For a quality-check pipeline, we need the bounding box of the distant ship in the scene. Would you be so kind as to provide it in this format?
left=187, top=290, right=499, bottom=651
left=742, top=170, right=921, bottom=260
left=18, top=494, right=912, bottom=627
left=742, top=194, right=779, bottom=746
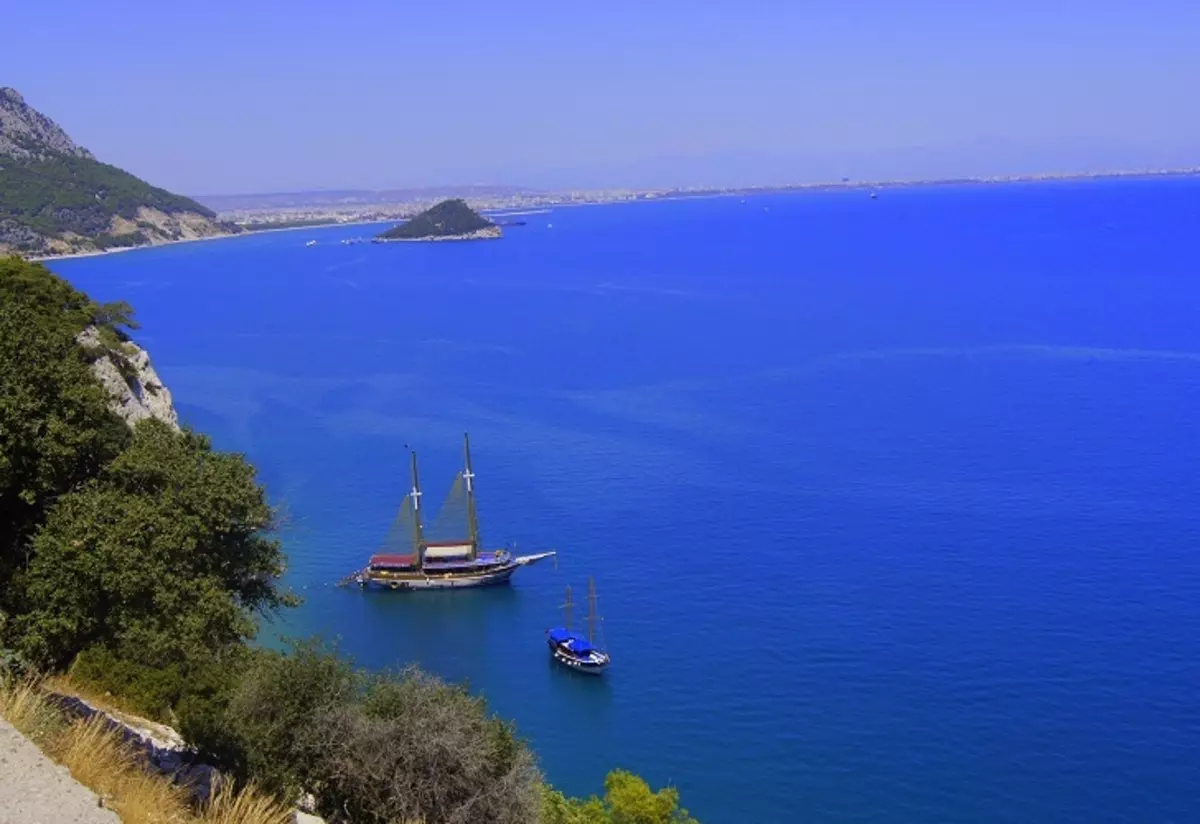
left=547, top=578, right=611, bottom=675
left=870, top=191, right=878, bottom=200
left=352, top=434, right=555, bottom=590
left=305, top=239, right=317, bottom=246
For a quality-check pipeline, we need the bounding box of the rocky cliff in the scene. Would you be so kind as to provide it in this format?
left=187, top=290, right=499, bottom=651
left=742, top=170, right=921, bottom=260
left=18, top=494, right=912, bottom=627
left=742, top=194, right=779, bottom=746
left=0, top=88, right=93, bottom=160
left=0, top=88, right=236, bottom=257
left=77, top=327, right=180, bottom=431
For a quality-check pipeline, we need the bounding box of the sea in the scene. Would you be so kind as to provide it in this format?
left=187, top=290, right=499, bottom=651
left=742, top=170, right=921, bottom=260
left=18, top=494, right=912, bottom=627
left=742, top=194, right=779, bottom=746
left=51, top=177, right=1200, bottom=824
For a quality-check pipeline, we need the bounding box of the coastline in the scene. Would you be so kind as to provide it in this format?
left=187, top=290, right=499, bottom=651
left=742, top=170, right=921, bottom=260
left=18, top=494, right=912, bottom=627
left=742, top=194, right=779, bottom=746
left=22, top=168, right=1200, bottom=262
left=26, top=220, right=390, bottom=263
left=27, top=229, right=240, bottom=263
left=375, top=226, right=503, bottom=243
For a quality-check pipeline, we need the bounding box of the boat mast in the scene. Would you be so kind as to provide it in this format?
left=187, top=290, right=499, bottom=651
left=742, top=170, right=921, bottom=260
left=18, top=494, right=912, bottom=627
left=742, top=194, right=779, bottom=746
left=563, top=585, right=574, bottom=630
left=587, top=577, right=598, bottom=644
left=463, top=432, right=480, bottom=559
left=410, top=451, right=425, bottom=565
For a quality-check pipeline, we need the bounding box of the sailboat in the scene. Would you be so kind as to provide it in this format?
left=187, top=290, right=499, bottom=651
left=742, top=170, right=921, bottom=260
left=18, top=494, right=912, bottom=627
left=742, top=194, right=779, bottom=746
left=355, top=433, right=555, bottom=590
left=547, top=578, right=611, bottom=674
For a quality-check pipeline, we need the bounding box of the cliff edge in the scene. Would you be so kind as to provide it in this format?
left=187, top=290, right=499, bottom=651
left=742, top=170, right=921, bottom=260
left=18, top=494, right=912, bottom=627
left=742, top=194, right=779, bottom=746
left=77, top=326, right=180, bottom=431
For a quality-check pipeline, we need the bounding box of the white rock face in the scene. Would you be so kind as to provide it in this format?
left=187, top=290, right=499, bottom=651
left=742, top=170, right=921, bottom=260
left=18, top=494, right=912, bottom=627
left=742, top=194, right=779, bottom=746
left=76, top=327, right=180, bottom=431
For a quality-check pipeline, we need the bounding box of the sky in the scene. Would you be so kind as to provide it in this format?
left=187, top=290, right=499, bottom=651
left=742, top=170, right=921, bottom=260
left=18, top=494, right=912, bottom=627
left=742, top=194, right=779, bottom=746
left=5, top=1, right=1200, bottom=195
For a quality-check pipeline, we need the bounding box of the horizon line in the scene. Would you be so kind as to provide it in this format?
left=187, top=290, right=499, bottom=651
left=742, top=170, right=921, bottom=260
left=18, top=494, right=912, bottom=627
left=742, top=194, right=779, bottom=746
left=190, top=166, right=1200, bottom=201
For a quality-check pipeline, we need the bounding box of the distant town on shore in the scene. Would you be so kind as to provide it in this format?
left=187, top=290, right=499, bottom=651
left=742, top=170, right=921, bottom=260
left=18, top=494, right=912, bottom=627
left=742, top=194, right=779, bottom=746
left=205, top=166, right=1200, bottom=232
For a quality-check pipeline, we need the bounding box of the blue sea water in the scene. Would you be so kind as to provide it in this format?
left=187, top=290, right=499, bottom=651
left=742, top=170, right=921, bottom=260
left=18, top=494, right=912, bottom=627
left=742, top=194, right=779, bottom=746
left=52, top=178, right=1200, bottom=823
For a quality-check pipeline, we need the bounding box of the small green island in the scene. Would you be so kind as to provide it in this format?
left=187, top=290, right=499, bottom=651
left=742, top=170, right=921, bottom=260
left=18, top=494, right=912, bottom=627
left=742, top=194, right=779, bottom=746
left=377, top=198, right=502, bottom=242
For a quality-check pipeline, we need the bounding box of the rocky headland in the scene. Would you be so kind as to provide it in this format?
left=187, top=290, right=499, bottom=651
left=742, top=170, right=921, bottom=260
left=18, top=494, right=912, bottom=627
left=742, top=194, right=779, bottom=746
left=0, top=88, right=236, bottom=258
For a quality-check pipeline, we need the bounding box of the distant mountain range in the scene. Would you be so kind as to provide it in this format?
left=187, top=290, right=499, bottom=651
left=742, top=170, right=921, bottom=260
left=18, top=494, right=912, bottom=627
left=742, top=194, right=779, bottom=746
left=0, top=88, right=234, bottom=257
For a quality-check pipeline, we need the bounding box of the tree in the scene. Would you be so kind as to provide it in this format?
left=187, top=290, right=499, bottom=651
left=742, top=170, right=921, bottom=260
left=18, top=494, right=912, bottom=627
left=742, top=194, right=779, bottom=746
left=92, top=299, right=140, bottom=333
left=0, top=259, right=129, bottom=614
left=542, top=770, right=699, bottom=824
left=15, top=418, right=289, bottom=670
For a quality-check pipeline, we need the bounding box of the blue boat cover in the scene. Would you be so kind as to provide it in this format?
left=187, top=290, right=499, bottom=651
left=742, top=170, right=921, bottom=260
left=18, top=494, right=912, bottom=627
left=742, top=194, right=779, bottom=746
left=548, top=627, right=595, bottom=655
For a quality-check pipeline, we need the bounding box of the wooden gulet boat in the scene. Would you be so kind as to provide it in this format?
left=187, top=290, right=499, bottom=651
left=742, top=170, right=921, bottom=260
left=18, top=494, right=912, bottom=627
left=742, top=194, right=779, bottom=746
left=547, top=578, right=611, bottom=674
left=353, top=433, right=555, bottom=591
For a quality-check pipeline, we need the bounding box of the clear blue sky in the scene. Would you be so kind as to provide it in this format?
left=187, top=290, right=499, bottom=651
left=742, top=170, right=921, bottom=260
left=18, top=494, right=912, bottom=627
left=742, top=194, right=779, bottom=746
left=5, top=1, right=1199, bottom=194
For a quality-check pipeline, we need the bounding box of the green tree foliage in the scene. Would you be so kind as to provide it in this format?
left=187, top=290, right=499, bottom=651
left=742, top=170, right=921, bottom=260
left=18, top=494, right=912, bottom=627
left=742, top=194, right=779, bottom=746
left=0, top=258, right=129, bottom=607
left=0, top=255, right=98, bottom=333
left=91, top=300, right=140, bottom=332
left=16, top=419, right=289, bottom=670
left=542, top=771, right=699, bottom=824
left=0, top=152, right=217, bottom=250
left=219, top=641, right=359, bottom=795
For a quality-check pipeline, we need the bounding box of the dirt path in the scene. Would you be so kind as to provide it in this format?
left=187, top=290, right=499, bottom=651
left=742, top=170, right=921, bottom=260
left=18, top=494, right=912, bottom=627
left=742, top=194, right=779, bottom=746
left=0, top=718, right=118, bottom=824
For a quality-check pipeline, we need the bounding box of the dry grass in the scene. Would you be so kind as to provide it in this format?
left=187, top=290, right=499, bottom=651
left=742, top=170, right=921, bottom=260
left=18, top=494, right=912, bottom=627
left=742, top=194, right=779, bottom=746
left=200, top=780, right=293, bottom=824
left=0, top=673, right=61, bottom=742
left=1, top=675, right=295, bottom=824
left=50, top=715, right=191, bottom=823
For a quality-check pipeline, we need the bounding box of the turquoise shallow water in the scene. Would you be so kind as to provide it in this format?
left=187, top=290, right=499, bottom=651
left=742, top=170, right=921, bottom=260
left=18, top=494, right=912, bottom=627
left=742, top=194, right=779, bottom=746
left=52, top=178, right=1200, bottom=823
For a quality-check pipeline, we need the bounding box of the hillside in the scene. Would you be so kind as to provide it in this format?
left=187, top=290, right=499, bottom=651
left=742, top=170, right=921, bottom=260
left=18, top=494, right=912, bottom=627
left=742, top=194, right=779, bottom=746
left=377, top=198, right=501, bottom=241
left=0, top=88, right=235, bottom=256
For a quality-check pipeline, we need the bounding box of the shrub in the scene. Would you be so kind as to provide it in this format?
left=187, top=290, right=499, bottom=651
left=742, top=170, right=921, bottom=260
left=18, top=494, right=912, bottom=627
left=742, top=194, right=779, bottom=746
left=541, top=770, right=699, bottom=824
left=223, top=643, right=542, bottom=823
left=222, top=641, right=360, bottom=797
left=298, top=667, right=541, bottom=824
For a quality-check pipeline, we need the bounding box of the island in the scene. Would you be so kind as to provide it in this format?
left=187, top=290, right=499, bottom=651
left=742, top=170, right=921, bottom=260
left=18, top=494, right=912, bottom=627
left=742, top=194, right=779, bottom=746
left=375, top=198, right=502, bottom=242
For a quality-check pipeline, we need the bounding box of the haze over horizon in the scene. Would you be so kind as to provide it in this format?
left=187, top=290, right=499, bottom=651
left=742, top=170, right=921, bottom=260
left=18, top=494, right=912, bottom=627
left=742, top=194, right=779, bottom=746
left=6, top=1, right=1200, bottom=195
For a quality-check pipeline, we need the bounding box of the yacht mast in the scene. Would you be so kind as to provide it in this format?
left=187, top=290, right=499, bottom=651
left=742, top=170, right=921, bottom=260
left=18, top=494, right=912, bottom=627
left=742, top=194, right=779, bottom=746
left=587, top=577, right=598, bottom=644
left=410, top=451, right=425, bottom=565
left=563, top=585, right=574, bottom=631
left=463, top=432, right=480, bottom=559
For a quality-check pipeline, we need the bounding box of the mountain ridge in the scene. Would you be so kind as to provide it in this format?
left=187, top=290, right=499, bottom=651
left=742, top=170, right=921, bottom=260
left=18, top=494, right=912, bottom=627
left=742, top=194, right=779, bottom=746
left=0, top=88, right=235, bottom=257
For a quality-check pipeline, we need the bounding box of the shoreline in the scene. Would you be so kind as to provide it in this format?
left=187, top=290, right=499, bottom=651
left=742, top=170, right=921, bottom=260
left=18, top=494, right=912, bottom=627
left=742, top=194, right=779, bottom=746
left=374, top=226, right=503, bottom=243
left=28, top=229, right=242, bottom=263
left=26, top=219, right=392, bottom=263
left=23, top=168, right=1200, bottom=262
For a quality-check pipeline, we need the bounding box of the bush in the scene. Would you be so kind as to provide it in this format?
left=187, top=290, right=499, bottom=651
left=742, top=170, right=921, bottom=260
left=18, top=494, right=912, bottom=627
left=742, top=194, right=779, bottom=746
left=299, top=667, right=541, bottom=824
left=221, top=641, right=359, bottom=797
left=69, top=644, right=250, bottom=737
left=541, top=770, right=699, bottom=824
left=223, top=643, right=541, bottom=823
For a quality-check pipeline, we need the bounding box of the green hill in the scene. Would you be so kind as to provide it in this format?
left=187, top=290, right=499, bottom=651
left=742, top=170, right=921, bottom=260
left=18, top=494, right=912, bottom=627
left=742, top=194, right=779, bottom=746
left=378, top=198, right=500, bottom=240
left=0, top=88, right=234, bottom=256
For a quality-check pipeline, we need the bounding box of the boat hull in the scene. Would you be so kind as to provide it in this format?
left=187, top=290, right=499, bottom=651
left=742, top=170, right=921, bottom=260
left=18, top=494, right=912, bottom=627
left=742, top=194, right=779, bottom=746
left=361, top=562, right=518, bottom=591
left=547, top=640, right=610, bottom=675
